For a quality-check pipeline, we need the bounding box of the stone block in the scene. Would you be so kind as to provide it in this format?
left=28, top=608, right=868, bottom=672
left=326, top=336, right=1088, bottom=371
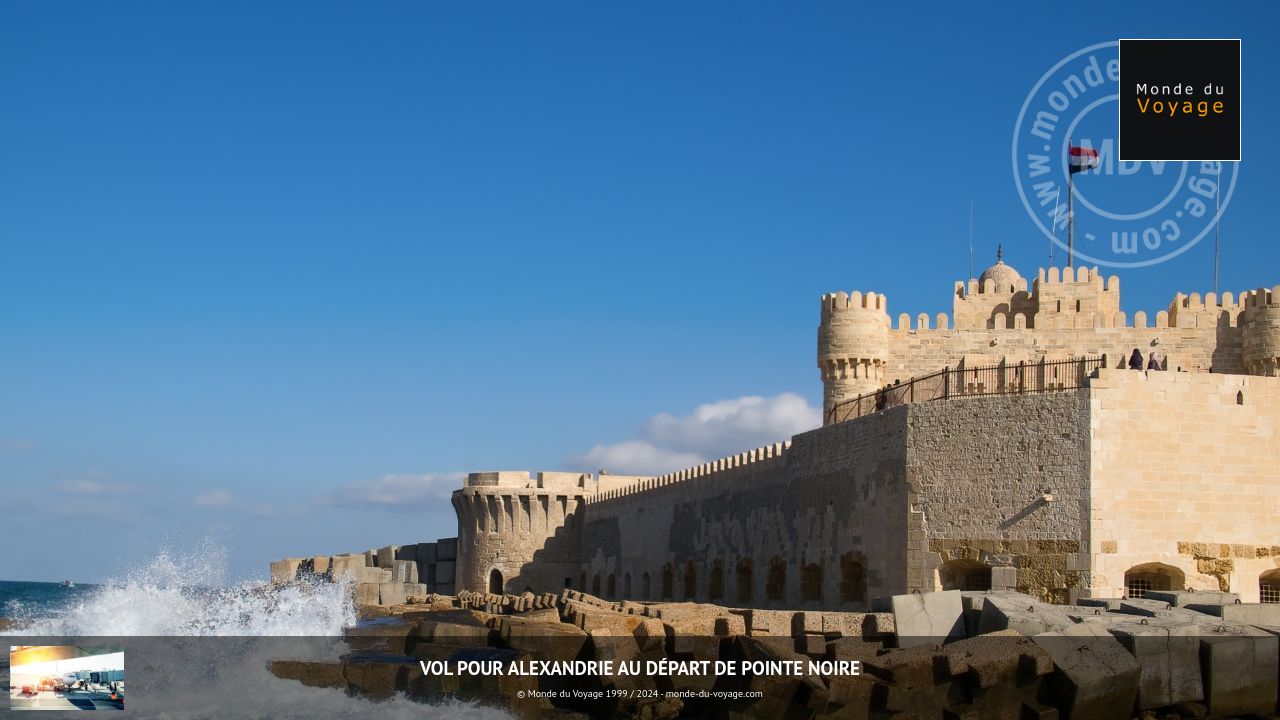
left=1107, top=621, right=1203, bottom=710
left=889, top=590, right=964, bottom=648
left=355, top=582, right=379, bottom=606
left=1212, top=603, right=1280, bottom=626
left=978, top=594, right=1075, bottom=636
left=310, top=556, right=331, bottom=575
left=417, top=543, right=437, bottom=564
left=378, top=581, right=407, bottom=607
left=435, top=560, right=456, bottom=584
left=358, top=566, right=386, bottom=584
left=1031, top=632, right=1141, bottom=720
left=270, top=559, right=300, bottom=583
left=392, top=559, right=418, bottom=584
left=634, top=618, right=665, bottom=652
left=1199, top=630, right=1279, bottom=717
left=436, top=537, right=458, bottom=561
left=743, top=609, right=795, bottom=637
left=344, top=620, right=420, bottom=655
left=376, top=545, right=399, bottom=569
left=421, top=620, right=498, bottom=647
left=1143, top=590, right=1238, bottom=609
left=394, top=544, right=418, bottom=562
left=500, top=617, right=588, bottom=662
left=330, top=555, right=364, bottom=582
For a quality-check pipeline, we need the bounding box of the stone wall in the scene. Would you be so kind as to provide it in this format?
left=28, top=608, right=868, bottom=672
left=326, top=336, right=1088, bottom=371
left=1087, top=369, right=1280, bottom=601
left=578, top=411, right=910, bottom=610
left=904, top=392, right=1092, bottom=602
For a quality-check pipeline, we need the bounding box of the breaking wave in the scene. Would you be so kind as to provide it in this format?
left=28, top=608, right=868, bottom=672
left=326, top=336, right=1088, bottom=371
left=2, top=544, right=512, bottom=719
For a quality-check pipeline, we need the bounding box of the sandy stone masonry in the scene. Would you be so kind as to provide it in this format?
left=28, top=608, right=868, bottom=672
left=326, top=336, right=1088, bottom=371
left=315, top=261, right=1280, bottom=613
left=819, top=260, right=1280, bottom=419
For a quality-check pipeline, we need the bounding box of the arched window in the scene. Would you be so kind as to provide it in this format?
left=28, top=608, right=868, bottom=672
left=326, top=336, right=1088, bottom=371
left=1237, top=390, right=1245, bottom=405
left=683, top=561, right=697, bottom=600
left=606, top=574, right=616, bottom=598
left=1261, top=569, right=1280, bottom=604
left=661, top=564, right=673, bottom=600
left=624, top=572, right=632, bottom=598
left=939, top=559, right=992, bottom=591
left=1123, top=562, right=1185, bottom=598
left=591, top=573, right=601, bottom=597
left=801, top=562, right=823, bottom=603
left=709, top=560, right=724, bottom=601
left=840, top=552, right=867, bottom=605
left=488, top=568, right=504, bottom=595
left=766, top=556, right=786, bottom=603
left=641, top=572, right=651, bottom=600
left=735, top=558, right=754, bottom=604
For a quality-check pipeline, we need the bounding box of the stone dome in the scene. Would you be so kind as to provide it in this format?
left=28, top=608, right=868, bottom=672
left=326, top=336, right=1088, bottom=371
left=978, top=246, right=1022, bottom=289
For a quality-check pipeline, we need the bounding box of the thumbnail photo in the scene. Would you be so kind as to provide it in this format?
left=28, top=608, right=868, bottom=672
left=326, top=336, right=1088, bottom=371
left=8, top=646, right=123, bottom=711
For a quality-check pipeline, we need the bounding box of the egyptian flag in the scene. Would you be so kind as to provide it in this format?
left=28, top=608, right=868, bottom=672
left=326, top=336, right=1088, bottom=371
left=1069, top=145, right=1099, bottom=174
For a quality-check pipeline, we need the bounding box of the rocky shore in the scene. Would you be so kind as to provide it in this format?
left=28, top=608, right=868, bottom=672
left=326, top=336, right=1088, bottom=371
left=266, top=586, right=1280, bottom=719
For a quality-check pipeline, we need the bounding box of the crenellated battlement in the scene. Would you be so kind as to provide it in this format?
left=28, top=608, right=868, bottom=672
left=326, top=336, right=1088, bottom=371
left=581, top=440, right=792, bottom=506
left=819, top=255, right=1280, bottom=424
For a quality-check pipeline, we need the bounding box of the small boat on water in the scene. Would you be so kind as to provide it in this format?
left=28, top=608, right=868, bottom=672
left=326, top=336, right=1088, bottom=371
left=61, top=580, right=74, bottom=588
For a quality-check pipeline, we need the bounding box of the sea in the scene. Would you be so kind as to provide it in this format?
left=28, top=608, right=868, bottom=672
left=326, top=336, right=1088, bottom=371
left=0, top=549, right=510, bottom=719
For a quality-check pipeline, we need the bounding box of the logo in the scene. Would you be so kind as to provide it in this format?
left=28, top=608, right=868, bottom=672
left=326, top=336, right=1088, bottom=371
left=1012, top=41, right=1238, bottom=268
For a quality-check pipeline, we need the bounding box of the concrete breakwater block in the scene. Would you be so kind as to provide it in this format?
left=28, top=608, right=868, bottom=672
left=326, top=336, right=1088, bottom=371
left=883, top=590, right=964, bottom=648
left=392, top=559, right=418, bottom=584
left=1107, top=620, right=1203, bottom=710
left=1142, top=589, right=1238, bottom=609
left=1198, top=629, right=1279, bottom=717
left=1032, top=632, right=1140, bottom=720
left=977, top=593, right=1076, bottom=636
left=1204, top=602, right=1280, bottom=626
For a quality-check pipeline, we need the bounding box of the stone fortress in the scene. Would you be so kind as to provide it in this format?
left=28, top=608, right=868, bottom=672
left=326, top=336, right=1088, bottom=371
left=278, top=257, right=1280, bottom=613
left=445, top=255, right=1280, bottom=610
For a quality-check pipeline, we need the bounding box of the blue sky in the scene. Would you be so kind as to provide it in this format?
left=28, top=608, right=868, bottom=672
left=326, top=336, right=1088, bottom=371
left=2, top=1, right=1276, bottom=583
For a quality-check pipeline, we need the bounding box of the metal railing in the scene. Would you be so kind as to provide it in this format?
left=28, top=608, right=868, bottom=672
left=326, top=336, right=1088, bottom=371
left=826, top=355, right=1107, bottom=425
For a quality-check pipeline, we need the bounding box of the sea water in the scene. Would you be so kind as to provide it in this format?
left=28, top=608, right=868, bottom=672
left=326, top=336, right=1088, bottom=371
left=1, top=547, right=511, bottom=719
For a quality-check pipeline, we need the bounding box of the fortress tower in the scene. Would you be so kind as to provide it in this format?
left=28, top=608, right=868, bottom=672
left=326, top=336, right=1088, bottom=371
left=816, top=290, right=890, bottom=419
left=818, top=251, right=1280, bottom=424
left=451, top=470, right=647, bottom=595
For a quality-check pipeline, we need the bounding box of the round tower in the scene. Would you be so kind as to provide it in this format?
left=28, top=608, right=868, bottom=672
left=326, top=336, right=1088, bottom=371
left=817, top=290, right=891, bottom=423
left=1242, top=286, right=1280, bottom=376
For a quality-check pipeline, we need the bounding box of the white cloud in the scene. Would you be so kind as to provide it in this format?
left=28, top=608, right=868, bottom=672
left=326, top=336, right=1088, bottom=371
left=569, top=441, right=705, bottom=477
left=194, top=490, right=233, bottom=507
left=327, top=472, right=465, bottom=510
left=565, top=393, right=821, bottom=476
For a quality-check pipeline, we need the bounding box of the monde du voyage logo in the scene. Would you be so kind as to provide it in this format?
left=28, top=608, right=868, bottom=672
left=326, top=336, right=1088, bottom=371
left=1012, top=41, right=1240, bottom=268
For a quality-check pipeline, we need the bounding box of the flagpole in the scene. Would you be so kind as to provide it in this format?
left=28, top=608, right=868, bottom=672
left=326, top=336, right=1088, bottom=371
left=1050, top=187, right=1060, bottom=267
left=1067, top=137, right=1074, bottom=269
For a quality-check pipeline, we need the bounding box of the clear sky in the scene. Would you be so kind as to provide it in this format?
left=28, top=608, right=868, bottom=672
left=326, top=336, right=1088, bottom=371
left=2, top=2, right=1276, bottom=583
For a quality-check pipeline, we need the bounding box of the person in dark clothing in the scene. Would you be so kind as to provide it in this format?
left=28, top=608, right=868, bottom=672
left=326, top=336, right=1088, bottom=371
left=1129, top=348, right=1144, bottom=369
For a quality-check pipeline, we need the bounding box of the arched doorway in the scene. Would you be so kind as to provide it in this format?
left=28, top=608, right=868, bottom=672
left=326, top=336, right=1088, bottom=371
left=709, top=560, right=724, bottom=601
left=735, top=558, right=754, bottom=604
left=642, top=572, right=652, bottom=600
left=606, top=574, right=616, bottom=598
left=624, top=572, right=632, bottom=598
left=592, top=573, right=601, bottom=597
left=1123, top=562, right=1184, bottom=598
left=488, top=568, right=504, bottom=595
left=840, top=552, right=867, bottom=605
left=683, top=561, right=697, bottom=600
left=801, top=562, right=823, bottom=603
left=939, top=559, right=992, bottom=591
left=766, top=556, right=786, bottom=603
left=661, top=564, right=674, bottom=600
left=1261, top=569, right=1280, bottom=604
